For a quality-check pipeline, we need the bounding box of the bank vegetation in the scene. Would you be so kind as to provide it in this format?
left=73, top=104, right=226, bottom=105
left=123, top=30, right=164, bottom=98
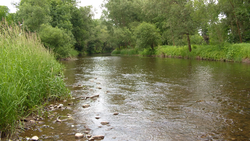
left=0, top=23, right=69, bottom=137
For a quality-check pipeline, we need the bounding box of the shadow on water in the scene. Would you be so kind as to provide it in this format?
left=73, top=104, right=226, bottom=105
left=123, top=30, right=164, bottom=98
left=20, top=55, right=250, bottom=140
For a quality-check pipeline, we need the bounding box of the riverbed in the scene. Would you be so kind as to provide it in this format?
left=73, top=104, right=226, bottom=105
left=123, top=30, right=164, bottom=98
left=20, top=55, right=250, bottom=140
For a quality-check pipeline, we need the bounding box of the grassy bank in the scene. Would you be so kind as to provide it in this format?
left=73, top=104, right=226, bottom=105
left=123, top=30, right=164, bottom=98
left=0, top=23, right=69, bottom=136
left=111, top=48, right=139, bottom=56
left=112, top=43, right=250, bottom=63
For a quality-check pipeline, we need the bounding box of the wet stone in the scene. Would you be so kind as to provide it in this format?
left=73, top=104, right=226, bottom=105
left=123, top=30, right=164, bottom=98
left=84, top=131, right=89, bottom=134
left=31, top=136, right=39, bottom=141
left=29, top=120, right=36, bottom=124
left=38, top=121, right=45, bottom=124
left=58, top=104, right=63, bottom=108
left=86, top=134, right=92, bottom=138
left=113, top=112, right=119, bottom=115
left=75, top=133, right=84, bottom=139
left=101, top=121, right=109, bottom=125
left=90, top=95, right=99, bottom=99
left=89, top=135, right=105, bottom=140
left=82, top=104, right=90, bottom=108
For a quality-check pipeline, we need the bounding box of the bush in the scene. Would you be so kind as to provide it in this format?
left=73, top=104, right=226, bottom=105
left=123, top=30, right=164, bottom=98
left=134, top=22, right=161, bottom=50
left=0, top=23, right=69, bottom=135
left=139, top=48, right=155, bottom=56
left=39, top=24, right=76, bottom=59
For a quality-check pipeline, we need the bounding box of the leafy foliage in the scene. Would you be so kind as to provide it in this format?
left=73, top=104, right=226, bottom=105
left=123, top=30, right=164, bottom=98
left=134, top=22, right=161, bottom=50
left=39, top=24, right=75, bottom=58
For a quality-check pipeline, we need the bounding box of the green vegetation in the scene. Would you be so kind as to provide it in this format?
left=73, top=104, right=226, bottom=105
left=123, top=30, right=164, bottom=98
left=112, top=43, right=250, bottom=62
left=105, top=0, right=250, bottom=62
left=0, top=23, right=69, bottom=135
left=156, top=43, right=250, bottom=62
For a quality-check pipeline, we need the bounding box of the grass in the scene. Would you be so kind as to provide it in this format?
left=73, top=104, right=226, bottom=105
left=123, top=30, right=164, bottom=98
left=111, top=48, right=138, bottom=55
left=0, top=23, right=70, bottom=137
left=155, top=43, right=250, bottom=62
left=112, top=43, right=250, bottom=62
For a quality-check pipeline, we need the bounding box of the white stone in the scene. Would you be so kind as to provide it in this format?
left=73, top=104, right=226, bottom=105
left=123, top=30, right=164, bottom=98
left=31, top=136, right=39, bottom=141
left=58, top=104, right=63, bottom=108
left=75, top=133, right=84, bottom=139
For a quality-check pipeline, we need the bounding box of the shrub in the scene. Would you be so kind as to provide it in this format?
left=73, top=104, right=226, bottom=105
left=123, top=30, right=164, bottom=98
left=39, top=24, right=76, bottom=59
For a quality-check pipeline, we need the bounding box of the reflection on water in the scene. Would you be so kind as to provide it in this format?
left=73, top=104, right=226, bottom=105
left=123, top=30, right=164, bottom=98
left=21, top=55, right=250, bottom=140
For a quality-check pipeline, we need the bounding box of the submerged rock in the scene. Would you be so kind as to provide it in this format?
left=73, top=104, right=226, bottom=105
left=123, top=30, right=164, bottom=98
left=113, top=112, right=119, bottom=115
left=82, top=104, right=90, bottom=108
left=101, top=121, right=109, bottom=125
left=90, top=95, right=99, bottom=99
left=75, top=133, right=84, bottom=139
left=89, top=135, right=105, bottom=140
left=86, top=134, right=92, bottom=138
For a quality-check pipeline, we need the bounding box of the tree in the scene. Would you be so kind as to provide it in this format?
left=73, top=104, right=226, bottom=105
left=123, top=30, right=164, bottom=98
left=71, top=6, right=93, bottom=52
left=134, top=22, right=161, bottom=50
left=218, top=0, right=250, bottom=43
left=17, top=0, right=51, bottom=32
left=103, top=0, right=142, bottom=27
left=0, top=6, right=9, bottom=21
left=39, top=24, right=75, bottom=58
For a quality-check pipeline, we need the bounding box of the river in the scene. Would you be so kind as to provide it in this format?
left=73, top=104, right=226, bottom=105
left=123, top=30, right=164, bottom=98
left=20, top=55, right=250, bottom=140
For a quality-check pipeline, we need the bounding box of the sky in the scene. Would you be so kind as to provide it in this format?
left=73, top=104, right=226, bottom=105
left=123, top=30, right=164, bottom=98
left=0, top=0, right=104, bottom=19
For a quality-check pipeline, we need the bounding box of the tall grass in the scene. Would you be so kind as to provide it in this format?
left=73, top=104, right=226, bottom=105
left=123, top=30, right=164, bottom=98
left=0, top=23, right=69, bottom=135
left=156, top=43, right=250, bottom=62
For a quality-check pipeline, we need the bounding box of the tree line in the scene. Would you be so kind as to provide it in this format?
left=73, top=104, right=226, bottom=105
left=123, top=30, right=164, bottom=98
left=101, top=0, right=250, bottom=53
left=1, top=0, right=250, bottom=58
left=0, top=0, right=113, bottom=58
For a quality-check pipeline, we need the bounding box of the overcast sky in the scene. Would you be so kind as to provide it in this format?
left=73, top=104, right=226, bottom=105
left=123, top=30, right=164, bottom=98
left=0, top=0, right=104, bottom=19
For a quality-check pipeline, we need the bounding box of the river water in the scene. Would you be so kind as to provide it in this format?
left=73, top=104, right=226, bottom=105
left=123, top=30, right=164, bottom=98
left=20, top=55, right=250, bottom=141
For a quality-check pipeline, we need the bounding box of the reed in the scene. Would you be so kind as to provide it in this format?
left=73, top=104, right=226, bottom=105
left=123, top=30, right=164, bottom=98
left=0, top=23, right=69, bottom=136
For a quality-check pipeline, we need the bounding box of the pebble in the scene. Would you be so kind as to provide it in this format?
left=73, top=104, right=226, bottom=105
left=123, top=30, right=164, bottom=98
left=75, top=133, right=84, bottom=139
left=89, top=135, right=105, bottom=140
left=29, top=120, right=36, bottom=124
left=84, top=131, right=89, bottom=134
left=113, top=112, right=119, bottom=115
left=30, top=136, right=39, bottom=141
left=90, top=95, right=99, bottom=99
left=101, top=121, right=109, bottom=125
left=95, top=116, right=100, bottom=119
left=58, top=104, right=63, bottom=108
left=82, top=104, right=90, bottom=108
left=86, top=134, right=92, bottom=138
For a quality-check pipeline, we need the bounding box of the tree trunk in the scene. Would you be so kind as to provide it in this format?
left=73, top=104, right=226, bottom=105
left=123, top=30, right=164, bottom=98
left=229, top=0, right=242, bottom=43
left=171, top=30, right=175, bottom=46
left=187, top=33, right=192, bottom=52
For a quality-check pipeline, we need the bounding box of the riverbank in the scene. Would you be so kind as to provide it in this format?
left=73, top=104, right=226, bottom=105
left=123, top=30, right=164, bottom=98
left=0, top=23, right=70, bottom=138
left=111, top=43, right=250, bottom=63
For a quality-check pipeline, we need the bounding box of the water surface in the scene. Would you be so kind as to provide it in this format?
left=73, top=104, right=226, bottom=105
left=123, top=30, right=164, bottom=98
left=21, top=55, right=250, bottom=140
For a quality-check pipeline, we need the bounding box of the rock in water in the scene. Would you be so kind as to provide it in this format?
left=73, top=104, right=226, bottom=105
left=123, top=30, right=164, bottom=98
left=101, top=121, right=109, bottom=125
left=82, top=104, right=90, bottom=108
left=113, top=112, right=119, bottom=115
left=89, top=135, right=105, bottom=140
left=95, top=116, right=100, bottom=119
left=31, top=136, right=39, bottom=141
left=75, top=133, right=84, bottom=139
